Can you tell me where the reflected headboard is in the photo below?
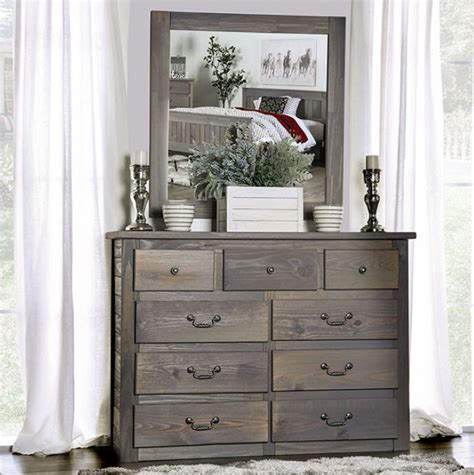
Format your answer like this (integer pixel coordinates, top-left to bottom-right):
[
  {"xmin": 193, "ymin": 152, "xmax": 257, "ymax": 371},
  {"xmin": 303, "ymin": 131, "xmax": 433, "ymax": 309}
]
[{"xmin": 242, "ymin": 87, "xmax": 327, "ymax": 123}]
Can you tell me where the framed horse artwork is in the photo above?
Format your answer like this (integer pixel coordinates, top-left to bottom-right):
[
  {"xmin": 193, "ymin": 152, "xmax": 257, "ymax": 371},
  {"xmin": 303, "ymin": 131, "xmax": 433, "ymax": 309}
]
[{"xmin": 260, "ymin": 37, "xmax": 327, "ymax": 88}]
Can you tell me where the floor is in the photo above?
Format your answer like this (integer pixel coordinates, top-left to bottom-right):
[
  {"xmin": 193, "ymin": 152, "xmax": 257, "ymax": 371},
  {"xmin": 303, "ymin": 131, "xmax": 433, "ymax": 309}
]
[{"xmin": 0, "ymin": 434, "xmax": 473, "ymax": 475}]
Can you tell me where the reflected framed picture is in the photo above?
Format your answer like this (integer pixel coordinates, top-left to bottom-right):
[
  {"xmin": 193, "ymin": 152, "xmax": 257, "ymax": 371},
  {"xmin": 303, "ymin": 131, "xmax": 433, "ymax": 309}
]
[
  {"xmin": 170, "ymin": 56, "xmax": 186, "ymax": 79},
  {"xmin": 261, "ymin": 38, "xmax": 321, "ymax": 87}
]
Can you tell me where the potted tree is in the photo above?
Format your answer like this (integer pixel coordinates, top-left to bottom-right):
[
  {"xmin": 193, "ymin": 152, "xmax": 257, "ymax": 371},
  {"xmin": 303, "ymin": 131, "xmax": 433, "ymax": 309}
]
[
  {"xmin": 190, "ymin": 124, "xmax": 313, "ymax": 232},
  {"xmin": 203, "ymin": 36, "xmax": 247, "ymax": 108}
]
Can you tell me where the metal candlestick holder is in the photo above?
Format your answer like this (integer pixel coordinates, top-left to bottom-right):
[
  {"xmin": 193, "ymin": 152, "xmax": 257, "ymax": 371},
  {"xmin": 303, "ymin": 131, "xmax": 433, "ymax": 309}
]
[
  {"xmin": 125, "ymin": 165, "xmax": 153, "ymax": 231},
  {"xmin": 361, "ymin": 168, "xmax": 384, "ymax": 232}
]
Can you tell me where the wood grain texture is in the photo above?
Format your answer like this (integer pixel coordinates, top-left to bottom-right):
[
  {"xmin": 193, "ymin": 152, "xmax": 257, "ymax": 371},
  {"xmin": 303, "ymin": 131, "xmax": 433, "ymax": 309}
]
[
  {"xmin": 275, "ymin": 439, "xmax": 394, "ymax": 455},
  {"xmin": 224, "ymin": 249, "xmax": 319, "ymax": 290},
  {"xmin": 325, "ymin": 250, "xmax": 399, "ymax": 289},
  {"xmin": 150, "ymin": 11, "xmax": 171, "ymax": 216},
  {"xmin": 136, "ymin": 301, "xmax": 269, "ymax": 343},
  {"xmin": 393, "ymin": 240, "xmax": 410, "ymax": 450},
  {"xmin": 136, "ymin": 351, "xmax": 268, "ymax": 394},
  {"xmin": 272, "ymin": 398, "xmax": 398, "ymax": 442},
  {"xmin": 273, "ymin": 349, "xmax": 398, "ymax": 391},
  {"xmin": 170, "ymin": 13, "xmax": 330, "ymax": 34},
  {"xmin": 138, "ymin": 443, "xmax": 265, "ymax": 461},
  {"xmin": 272, "ymin": 299, "xmax": 398, "ymax": 340},
  {"xmin": 134, "ymin": 250, "xmax": 215, "ymax": 291},
  {"xmin": 325, "ymin": 17, "xmax": 345, "ymax": 205},
  {"xmin": 134, "ymin": 401, "xmax": 268, "ymax": 447},
  {"xmin": 107, "ymin": 231, "xmax": 416, "ymax": 240}
]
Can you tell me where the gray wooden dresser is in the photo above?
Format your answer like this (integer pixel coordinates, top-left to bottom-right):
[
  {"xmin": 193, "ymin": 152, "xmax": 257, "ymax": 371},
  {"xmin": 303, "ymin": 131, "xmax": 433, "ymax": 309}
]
[
  {"xmin": 169, "ymin": 79, "xmax": 194, "ymax": 109},
  {"xmin": 106, "ymin": 231, "xmax": 415, "ymax": 463}
]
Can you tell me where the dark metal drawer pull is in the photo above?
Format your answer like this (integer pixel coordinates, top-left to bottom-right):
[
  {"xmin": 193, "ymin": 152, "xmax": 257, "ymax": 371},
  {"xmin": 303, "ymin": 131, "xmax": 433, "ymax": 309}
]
[
  {"xmin": 185, "ymin": 416, "xmax": 220, "ymax": 431},
  {"xmin": 187, "ymin": 314, "xmax": 221, "ymax": 328},
  {"xmin": 170, "ymin": 267, "xmax": 179, "ymax": 276},
  {"xmin": 320, "ymin": 412, "xmax": 353, "ymax": 426},
  {"xmin": 320, "ymin": 312, "xmax": 353, "ymax": 326},
  {"xmin": 187, "ymin": 365, "xmax": 221, "ymax": 380},
  {"xmin": 359, "ymin": 266, "xmax": 367, "ymax": 274},
  {"xmin": 320, "ymin": 362, "xmax": 353, "ymax": 376},
  {"xmin": 266, "ymin": 266, "xmax": 275, "ymax": 274}
]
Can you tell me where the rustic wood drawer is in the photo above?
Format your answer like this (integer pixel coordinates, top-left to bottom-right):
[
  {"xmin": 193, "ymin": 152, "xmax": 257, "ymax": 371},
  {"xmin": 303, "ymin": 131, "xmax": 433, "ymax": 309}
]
[
  {"xmin": 135, "ymin": 401, "xmax": 268, "ymax": 447},
  {"xmin": 272, "ymin": 398, "xmax": 398, "ymax": 442},
  {"xmin": 325, "ymin": 250, "xmax": 399, "ymax": 289},
  {"xmin": 272, "ymin": 299, "xmax": 398, "ymax": 340},
  {"xmin": 170, "ymin": 80, "xmax": 192, "ymax": 94},
  {"xmin": 170, "ymin": 94, "xmax": 192, "ymax": 108},
  {"xmin": 136, "ymin": 351, "xmax": 268, "ymax": 394},
  {"xmin": 136, "ymin": 301, "xmax": 269, "ymax": 343},
  {"xmin": 224, "ymin": 249, "xmax": 319, "ymax": 290},
  {"xmin": 273, "ymin": 349, "xmax": 398, "ymax": 391},
  {"xmin": 134, "ymin": 250, "xmax": 214, "ymax": 291}
]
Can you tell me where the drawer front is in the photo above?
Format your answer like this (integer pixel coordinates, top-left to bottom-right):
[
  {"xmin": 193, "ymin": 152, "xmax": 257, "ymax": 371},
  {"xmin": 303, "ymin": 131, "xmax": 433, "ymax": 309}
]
[
  {"xmin": 224, "ymin": 249, "xmax": 319, "ymax": 291},
  {"xmin": 273, "ymin": 349, "xmax": 398, "ymax": 391},
  {"xmin": 325, "ymin": 250, "xmax": 399, "ymax": 289},
  {"xmin": 170, "ymin": 80, "xmax": 192, "ymax": 94},
  {"xmin": 136, "ymin": 301, "xmax": 269, "ymax": 343},
  {"xmin": 272, "ymin": 398, "xmax": 398, "ymax": 442},
  {"xmin": 135, "ymin": 401, "xmax": 268, "ymax": 447},
  {"xmin": 273, "ymin": 300, "xmax": 398, "ymax": 340},
  {"xmin": 134, "ymin": 250, "xmax": 214, "ymax": 291},
  {"xmin": 170, "ymin": 93, "xmax": 192, "ymax": 108},
  {"xmin": 136, "ymin": 351, "xmax": 268, "ymax": 394}
]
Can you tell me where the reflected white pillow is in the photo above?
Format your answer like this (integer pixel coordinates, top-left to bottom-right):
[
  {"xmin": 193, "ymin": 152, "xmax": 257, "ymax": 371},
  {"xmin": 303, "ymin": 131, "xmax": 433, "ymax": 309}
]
[{"xmin": 254, "ymin": 96, "xmax": 301, "ymax": 116}]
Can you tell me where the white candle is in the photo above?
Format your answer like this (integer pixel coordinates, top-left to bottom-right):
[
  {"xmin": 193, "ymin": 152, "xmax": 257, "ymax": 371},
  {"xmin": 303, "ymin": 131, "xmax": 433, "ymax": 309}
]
[
  {"xmin": 366, "ymin": 155, "xmax": 379, "ymax": 169},
  {"xmin": 131, "ymin": 150, "xmax": 149, "ymax": 166}
]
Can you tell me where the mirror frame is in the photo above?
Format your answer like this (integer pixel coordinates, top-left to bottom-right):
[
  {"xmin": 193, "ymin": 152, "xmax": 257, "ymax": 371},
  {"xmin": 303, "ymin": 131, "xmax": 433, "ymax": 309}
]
[{"xmin": 150, "ymin": 11, "xmax": 345, "ymax": 219}]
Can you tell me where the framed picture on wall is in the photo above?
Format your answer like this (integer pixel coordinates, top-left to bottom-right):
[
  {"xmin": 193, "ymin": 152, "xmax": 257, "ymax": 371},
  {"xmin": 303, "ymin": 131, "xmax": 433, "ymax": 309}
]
[{"xmin": 261, "ymin": 38, "xmax": 319, "ymax": 87}]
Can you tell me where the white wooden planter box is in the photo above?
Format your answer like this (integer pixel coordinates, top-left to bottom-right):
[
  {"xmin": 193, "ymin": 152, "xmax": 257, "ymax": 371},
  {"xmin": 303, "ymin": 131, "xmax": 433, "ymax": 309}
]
[{"xmin": 216, "ymin": 186, "xmax": 304, "ymax": 232}]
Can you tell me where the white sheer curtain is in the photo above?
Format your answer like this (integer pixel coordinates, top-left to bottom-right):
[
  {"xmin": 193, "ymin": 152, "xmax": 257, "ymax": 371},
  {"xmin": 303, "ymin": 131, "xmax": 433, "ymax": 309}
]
[
  {"xmin": 14, "ymin": 0, "xmax": 128, "ymax": 454},
  {"xmin": 348, "ymin": 0, "xmax": 461, "ymax": 440}
]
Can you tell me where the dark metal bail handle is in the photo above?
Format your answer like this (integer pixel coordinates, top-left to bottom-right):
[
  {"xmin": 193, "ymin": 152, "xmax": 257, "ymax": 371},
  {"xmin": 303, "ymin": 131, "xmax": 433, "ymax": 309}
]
[
  {"xmin": 170, "ymin": 267, "xmax": 179, "ymax": 275},
  {"xmin": 320, "ymin": 362, "xmax": 353, "ymax": 376},
  {"xmin": 187, "ymin": 314, "xmax": 221, "ymax": 328},
  {"xmin": 320, "ymin": 412, "xmax": 353, "ymax": 426},
  {"xmin": 320, "ymin": 312, "xmax": 353, "ymax": 326},
  {"xmin": 185, "ymin": 416, "xmax": 220, "ymax": 431},
  {"xmin": 187, "ymin": 365, "xmax": 221, "ymax": 380}
]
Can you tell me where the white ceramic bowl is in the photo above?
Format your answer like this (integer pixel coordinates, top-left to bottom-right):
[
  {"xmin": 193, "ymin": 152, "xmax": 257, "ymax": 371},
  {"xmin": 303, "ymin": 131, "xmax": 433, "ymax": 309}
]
[{"xmin": 163, "ymin": 203, "xmax": 195, "ymax": 232}]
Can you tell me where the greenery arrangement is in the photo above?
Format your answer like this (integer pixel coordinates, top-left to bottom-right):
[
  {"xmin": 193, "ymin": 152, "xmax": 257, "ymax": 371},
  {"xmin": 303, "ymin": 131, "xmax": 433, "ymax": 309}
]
[
  {"xmin": 190, "ymin": 124, "xmax": 313, "ymax": 200},
  {"xmin": 203, "ymin": 36, "xmax": 247, "ymax": 108}
]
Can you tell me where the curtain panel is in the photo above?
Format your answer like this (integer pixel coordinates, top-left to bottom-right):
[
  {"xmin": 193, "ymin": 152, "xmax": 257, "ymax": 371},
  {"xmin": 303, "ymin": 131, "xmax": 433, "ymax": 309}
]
[
  {"xmin": 348, "ymin": 0, "xmax": 461, "ymax": 440},
  {"xmin": 14, "ymin": 0, "xmax": 128, "ymax": 454}
]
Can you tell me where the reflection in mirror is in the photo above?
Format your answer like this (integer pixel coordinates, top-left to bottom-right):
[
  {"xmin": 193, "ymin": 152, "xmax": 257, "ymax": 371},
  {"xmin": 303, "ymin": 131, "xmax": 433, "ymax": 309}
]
[{"xmin": 166, "ymin": 30, "xmax": 328, "ymax": 205}]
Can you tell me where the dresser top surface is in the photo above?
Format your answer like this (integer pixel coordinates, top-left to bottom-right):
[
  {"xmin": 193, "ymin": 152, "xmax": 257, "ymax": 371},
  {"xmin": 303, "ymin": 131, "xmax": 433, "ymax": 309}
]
[{"xmin": 106, "ymin": 231, "xmax": 416, "ymax": 240}]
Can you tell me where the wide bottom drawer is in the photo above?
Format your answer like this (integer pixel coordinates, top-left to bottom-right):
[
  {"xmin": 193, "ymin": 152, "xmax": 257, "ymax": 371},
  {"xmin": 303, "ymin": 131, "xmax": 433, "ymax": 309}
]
[
  {"xmin": 272, "ymin": 398, "xmax": 398, "ymax": 442},
  {"xmin": 135, "ymin": 401, "xmax": 268, "ymax": 447}
]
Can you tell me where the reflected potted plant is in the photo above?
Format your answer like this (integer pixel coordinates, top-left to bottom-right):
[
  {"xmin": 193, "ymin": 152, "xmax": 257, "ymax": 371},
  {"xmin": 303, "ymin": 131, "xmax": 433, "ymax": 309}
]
[
  {"xmin": 190, "ymin": 124, "xmax": 313, "ymax": 232},
  {"xmin": 203, "ymin": 36, "xmax": 247, "ymax": 108}
]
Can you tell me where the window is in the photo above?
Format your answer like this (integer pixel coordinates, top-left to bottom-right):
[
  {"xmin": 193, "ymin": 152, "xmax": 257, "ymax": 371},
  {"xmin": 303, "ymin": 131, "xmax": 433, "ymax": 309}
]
[
  {"xmin": 440, "ymin": 0, "xmax": 473, "ymax": 427},
  {"xmin": 0, "ymin": 0, "xmax": 23, "ymax": 445}
]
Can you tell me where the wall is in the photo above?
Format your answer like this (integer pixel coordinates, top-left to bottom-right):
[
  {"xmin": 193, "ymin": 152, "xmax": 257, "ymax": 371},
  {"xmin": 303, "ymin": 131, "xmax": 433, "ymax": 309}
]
[
  {"xmin": 127, "ymin": 0, "xmax": 352, "ymax": 230},
  {"xmin": 170, "ymin": 31, "xmax": 328, "ymax": 107}
]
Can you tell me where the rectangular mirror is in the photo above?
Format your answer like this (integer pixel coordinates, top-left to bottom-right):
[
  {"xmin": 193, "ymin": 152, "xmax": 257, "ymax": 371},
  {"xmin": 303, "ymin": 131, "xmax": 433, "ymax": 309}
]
[{"xmin": 150, "ymin": 13, "xmax": 345, "ymax": 219}]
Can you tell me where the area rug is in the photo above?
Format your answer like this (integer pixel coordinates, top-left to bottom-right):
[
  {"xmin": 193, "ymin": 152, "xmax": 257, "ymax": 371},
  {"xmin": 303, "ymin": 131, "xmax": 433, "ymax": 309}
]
[{"xmin": 78, "ymin": 454, "xmax": 473, "ymax": 474}]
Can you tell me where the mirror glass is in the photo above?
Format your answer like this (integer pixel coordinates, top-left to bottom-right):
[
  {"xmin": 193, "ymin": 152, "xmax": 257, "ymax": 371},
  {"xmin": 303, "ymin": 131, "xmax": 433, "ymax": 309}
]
[{"xmin": 166, "ymin": 30, "xmax": 328, "ymax": 204}]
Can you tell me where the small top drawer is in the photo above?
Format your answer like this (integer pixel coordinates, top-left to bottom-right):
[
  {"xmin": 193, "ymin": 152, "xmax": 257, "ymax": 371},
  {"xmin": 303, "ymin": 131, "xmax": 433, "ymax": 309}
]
[
  {"xmin": 134, "ymin": 250, "xmax": 214, "ymax": 291},
  {"xmin": 224, "ymin": 249, "xmax": 319, "ymax": 291},
  {"xmin": 325, "ymin": 250, "xmax": 399, "ymax": 289}
]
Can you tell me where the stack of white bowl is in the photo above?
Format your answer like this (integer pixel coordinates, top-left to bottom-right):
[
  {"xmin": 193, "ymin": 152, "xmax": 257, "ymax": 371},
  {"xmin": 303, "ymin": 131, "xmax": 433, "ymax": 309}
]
[
  {"xmin": 162, "ymin": 201, "xmax": 195, "ymax": 231},
  {"xmin": 313, "ymin": 205, "xmax": 343, "ymax": 232}
]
